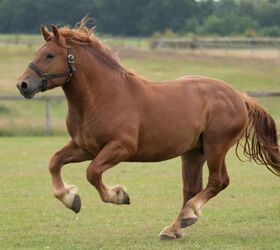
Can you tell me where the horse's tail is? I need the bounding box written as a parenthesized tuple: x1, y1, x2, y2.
(236, 94, 280, 177)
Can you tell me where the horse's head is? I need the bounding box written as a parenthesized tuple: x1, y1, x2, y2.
(17, 25, 75, 99)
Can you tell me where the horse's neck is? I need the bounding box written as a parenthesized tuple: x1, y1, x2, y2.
(62, 55, 124, 114)
(62, 45, 149, 117)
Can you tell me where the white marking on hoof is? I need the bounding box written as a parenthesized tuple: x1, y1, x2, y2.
(103, 185, 128, 204)
(183, 203, 201, 219)
(184, 208, 197, 219)
(54, 183, 79, 210)
(65, 183, 78, 193)
(61, 191, 76, 209)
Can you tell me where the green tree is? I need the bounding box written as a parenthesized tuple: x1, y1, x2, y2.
(0, 0, 280, 37)
(139, 0, 197, 35)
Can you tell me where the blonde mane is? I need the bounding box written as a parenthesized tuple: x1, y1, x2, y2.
(58, 18, 127, 73)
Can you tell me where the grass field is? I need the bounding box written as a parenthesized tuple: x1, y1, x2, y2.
(1, 137, 280, 249)
(1, 36, 280, 249)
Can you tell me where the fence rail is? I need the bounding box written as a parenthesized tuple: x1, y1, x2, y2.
(151, 37, 280, 50)
(0, 91, 280, 134)
(0, 95, 65, 135)
(3, 35, 280, 52)
(151, 37, 280, 60)
(246, 91, 280, 97)
(0, 35, 148, 50)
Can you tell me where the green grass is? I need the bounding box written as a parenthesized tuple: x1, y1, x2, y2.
(122, 52, 280, 91)
(0, 137, 280, 249)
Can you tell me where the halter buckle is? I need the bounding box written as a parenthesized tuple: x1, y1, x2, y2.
(68, 54, 75, 64)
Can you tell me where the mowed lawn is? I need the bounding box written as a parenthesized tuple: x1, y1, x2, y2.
(1, 40, 280, 249)
(0, 137, 280, 249)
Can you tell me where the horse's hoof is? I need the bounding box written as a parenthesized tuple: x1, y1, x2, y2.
(122, 190, 130, 205)
(180, 217, 197, 228)
(70, 194, 81, 213)
(160, 234, 176, 241)
(159, 226, 182, 240)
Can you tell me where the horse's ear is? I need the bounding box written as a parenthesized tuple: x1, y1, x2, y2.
(40, 25, 51, 41)
(51, 24, 60, 40)
(51, 24, 65, 45)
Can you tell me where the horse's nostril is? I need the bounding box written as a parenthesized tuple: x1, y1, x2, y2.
(21, 81, 28, 90)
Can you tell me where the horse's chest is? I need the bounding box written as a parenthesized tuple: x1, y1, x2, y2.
(66, 116, 100, 154)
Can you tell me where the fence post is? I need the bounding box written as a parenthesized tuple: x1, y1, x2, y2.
(45, 98, 52, 135)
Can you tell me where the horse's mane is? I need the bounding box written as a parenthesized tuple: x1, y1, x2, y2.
(58, 18, 139, 80)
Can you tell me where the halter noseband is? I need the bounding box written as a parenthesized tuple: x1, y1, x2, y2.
(28, 39, 75, 92)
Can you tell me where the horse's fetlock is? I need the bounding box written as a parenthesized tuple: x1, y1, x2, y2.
(54, 190, 65, 199)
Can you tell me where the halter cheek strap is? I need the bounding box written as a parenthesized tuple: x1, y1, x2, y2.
(28, 39, 75, 92)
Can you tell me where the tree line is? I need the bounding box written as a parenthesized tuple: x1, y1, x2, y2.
(1, 0, 280, 37)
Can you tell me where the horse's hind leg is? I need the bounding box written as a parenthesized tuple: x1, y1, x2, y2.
(49, 141, 91, 213)
(180, 146, 230, 228)
(160, 148, 205, 240)
(178, 106, 246, 229)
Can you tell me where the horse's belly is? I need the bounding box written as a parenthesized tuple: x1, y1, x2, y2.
(128, 132, 197, 162)
(128, 151, 184, 162)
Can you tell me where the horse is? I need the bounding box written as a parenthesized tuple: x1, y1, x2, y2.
(17, 20, 280, 240)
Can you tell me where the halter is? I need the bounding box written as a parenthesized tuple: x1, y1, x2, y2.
(28, 39, 75, 92)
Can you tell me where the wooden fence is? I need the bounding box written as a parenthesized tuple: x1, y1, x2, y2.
(151, 37, 280, 50)
(0, 91, 280, 135)
(3, 35, 280, 53)
(151, 37, 280, 60)
(0, 35, 148, 50)
(0, 95, 65, 135)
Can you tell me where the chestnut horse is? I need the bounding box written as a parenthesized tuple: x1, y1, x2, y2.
(17, 21, 280, 240)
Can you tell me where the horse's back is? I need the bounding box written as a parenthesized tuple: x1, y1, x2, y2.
(149, 75, 247, 123)
(129, 76, 248, 162)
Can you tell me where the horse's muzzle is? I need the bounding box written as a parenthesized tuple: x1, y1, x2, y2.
(16, 79, 43, 99)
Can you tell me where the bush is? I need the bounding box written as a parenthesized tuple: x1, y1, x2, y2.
(260, 26, 280, 37)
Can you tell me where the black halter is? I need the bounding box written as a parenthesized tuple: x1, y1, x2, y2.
(28, 39, 75, 92)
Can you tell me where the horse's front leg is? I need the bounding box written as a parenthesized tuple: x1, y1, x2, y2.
(49, 140, 92, 213)
(86, 141, 135, 205)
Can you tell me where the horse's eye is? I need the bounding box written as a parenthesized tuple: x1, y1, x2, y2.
(47, 53, 55, 59)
